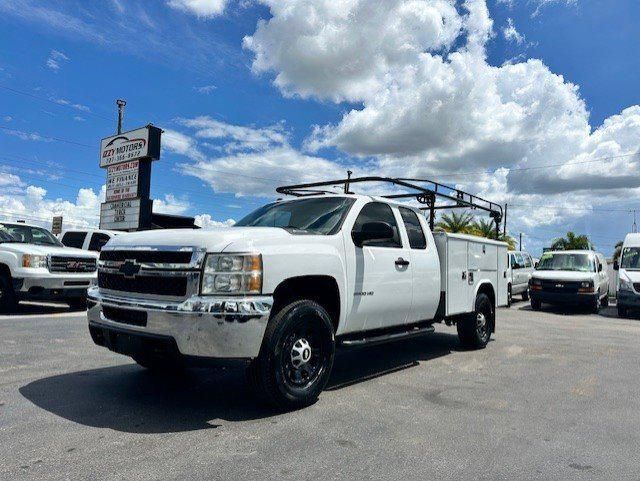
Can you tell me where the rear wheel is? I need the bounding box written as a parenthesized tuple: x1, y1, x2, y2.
(457, 293, 492, 349)
(248, 299, 335, 410)
(0, 273, 18, 313)
(507, 284, 512, 307)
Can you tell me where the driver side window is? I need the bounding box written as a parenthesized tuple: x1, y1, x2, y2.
(352, 202, 402, 248)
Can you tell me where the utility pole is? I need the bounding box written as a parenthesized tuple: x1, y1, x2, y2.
(519, 233, 522, 251)
(633, 209, 637, 233)
(503, 203, 508, 237)
(116, 99, 126, 134)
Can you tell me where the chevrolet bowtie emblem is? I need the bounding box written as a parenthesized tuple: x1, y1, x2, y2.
(119, 259, 141, 278)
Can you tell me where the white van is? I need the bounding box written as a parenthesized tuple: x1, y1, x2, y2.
(529, 250, 609, 312)
(60, 229, 120, 252)
(614, 233, 640, 317)
(507, 250, 535, 304)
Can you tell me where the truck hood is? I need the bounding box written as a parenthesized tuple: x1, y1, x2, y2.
(531, 270, 594, 282)
(0, 243, 97, 258)
(105, 227, 292, 252)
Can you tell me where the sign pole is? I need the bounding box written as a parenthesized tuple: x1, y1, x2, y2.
(116, 99, 126, 134)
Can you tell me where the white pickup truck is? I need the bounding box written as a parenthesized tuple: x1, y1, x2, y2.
(88, 178, 508, 409)
(0, 222, 98, 311)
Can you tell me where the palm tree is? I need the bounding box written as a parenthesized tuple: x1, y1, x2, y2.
(472, 218, 496, 238)
(435, 212, 475, 234)
(613, 240, 623, 262)
(550, 231, 592, 251)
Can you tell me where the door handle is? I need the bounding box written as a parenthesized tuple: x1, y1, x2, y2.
(395, 257, 410, 267)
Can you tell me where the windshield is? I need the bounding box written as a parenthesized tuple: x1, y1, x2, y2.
(621, 247, 640, 270)
(537, 252, 595, 272)
(0, 225, 19, 243)
(0, 223, 63, 246)
(235, 197, 356, 235)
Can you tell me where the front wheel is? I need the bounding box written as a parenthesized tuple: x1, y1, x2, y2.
(507, 284, 512, 307)
(0, 274, 18, 313)
(601, 294, 609, 307)
(531, 298, 541, 311)
(618, 304, 628, 318)
(457, 293, 493, 349)
(590, 292, 600, 314)
(248, 299, 335, 410)
(522, 289, 529, 301)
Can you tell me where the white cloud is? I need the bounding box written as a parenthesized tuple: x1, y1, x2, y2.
(153, 194, 191, 215)
(45, 49, 69, 71)
(242, 0, 640, 232)
(195, 84, 217, 94)
(194, 214, 235, 228)
(50, 97, 90, 112)
(503, 18, 524, 44)
(2, 128, 53, 143)
(167, 0, 228, 18)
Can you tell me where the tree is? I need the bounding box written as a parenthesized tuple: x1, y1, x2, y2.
(613, 240, 623, 262)
(435, 212, 475, 234)
(471, 218, 517, 249)
(550, 232, 592, 251)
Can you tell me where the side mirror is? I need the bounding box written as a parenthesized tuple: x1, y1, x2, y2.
(534, 262, 539, 269)
(613, 260, 619, 271)
(352, 221, 395, 247)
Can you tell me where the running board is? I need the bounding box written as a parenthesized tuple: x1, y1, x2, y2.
(338, 324, 435, 348)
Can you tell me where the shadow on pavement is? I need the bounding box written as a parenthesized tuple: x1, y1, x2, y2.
(19, 331, 459, 433)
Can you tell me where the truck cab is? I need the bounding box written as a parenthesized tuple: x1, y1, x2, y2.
(87, 179, 507, 409)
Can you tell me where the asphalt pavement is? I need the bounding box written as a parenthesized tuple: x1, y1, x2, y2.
(1, 300, 640, 480)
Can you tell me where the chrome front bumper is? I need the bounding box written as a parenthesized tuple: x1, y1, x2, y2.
(87, 287, 273, 359)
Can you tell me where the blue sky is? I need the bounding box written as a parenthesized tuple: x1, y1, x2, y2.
(1, 0, 639, 257)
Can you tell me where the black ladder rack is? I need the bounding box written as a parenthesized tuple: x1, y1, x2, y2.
(276, 175, 504, 236)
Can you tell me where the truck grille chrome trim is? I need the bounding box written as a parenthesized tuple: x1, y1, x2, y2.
(48, 256, 97, 273)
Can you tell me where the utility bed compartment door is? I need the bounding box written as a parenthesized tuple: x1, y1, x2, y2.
(444, 236, 471, 315)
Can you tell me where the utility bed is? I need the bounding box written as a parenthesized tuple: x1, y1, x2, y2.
(434, 232, 509, 316)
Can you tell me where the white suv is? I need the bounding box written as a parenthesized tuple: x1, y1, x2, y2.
(0, 222, 98, 312)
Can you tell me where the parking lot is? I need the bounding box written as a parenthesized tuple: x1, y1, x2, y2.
(1, 301, 639, 480)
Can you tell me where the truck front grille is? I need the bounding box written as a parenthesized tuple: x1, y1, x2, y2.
(98, 272, 189, 297)
(49, 256, 97, 273)
(100, 250, 193, 264)
(540, 280, 580, 293)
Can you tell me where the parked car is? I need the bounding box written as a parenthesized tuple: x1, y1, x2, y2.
(529, 250, 609, 312)
(614, 233, 640, 317)
(0, 222, 98, 312)
(506, 250, 535, 304)
(87, 194, 508, 409)
(60, 229, 120, 252)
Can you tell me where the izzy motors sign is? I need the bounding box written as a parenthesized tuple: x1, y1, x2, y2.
(99, 125, 161, 168)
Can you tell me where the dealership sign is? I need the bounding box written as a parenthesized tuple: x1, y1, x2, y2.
(100, 199, 152, 231)
(99, 125, 161, 168)
(106, 160, 139, 202)
(99, 124, 161, 231)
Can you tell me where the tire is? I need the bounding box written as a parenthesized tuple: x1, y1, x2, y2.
(531, 298, 541, 311)
(457, 293, 492, 349)
(0, 273, 18, 313)
(522, 289, 529, 301)
(590, 291, 600, 314)
(248, 299, 335, 410)
(601, 294, 609, 307)
(618, 304, 628, 318)
(507, 284, 512, 307)
(67, 295, 88, 310)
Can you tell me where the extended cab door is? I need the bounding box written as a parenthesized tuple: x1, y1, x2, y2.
(398, 207, 441, 323)
(345, 201, 413, 332)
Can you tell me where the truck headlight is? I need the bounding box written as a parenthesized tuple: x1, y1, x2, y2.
(201, 253, 262, 295)
(22, 254, 47, 269)
(578, 280, 595, 293)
